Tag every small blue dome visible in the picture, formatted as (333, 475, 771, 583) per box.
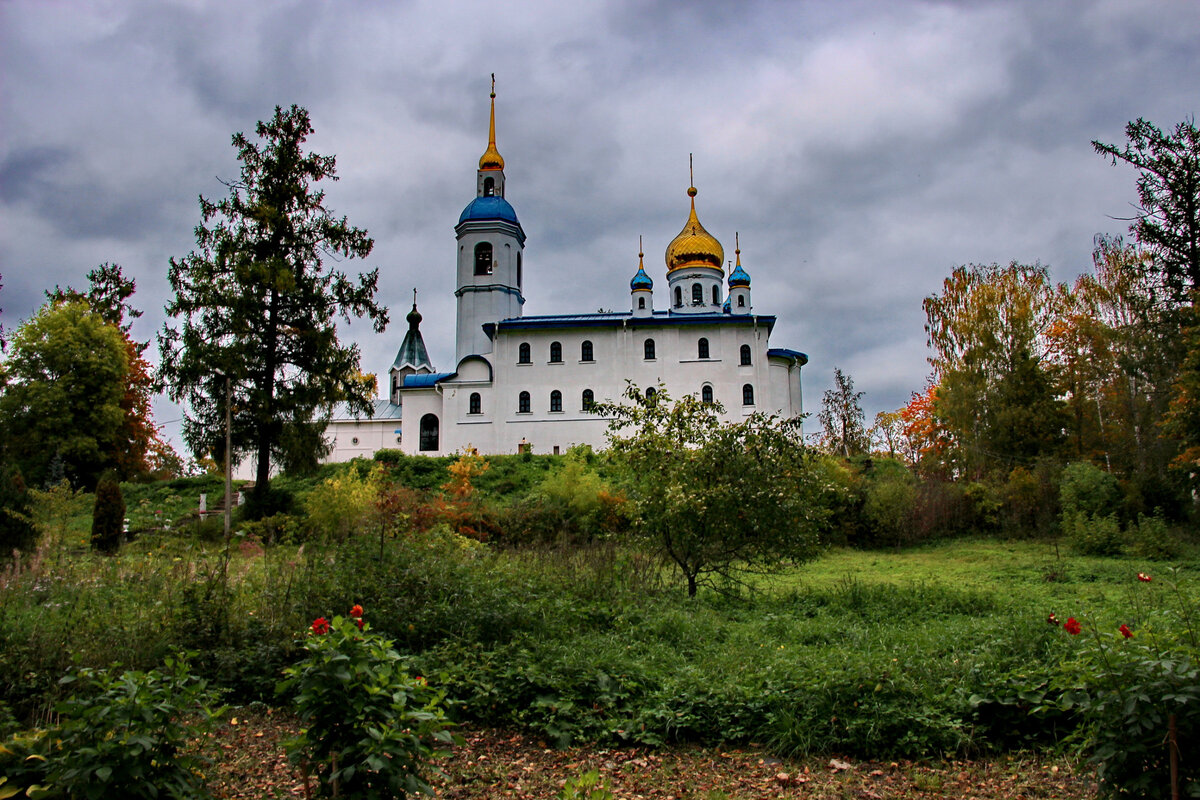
(459, 195, 520, 225)
(722, 296, 731, 313)
(728, 262, 751, 288)
(630, 264, 653, 291)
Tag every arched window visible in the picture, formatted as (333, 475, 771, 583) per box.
(740, 344, 752, 366)
(742, 383, 755, 406)
(692, 283, 703, 305)
(737, 295, 745, 307)
(469, 392, 482, 415)
(580, 340, 594, 362)
(419, 414, 439, 451)
(474, 242, 493, 275)
(582, 389, 594, 411)
(644, 338, 656, 360)
(698, 337, 710, 359)
(645, 387, 657, 405)
(674, 286, 682, 307)
(483, 176, 495, 196)
(701, 384, 714, 404)
(550, 390, 563, 412)
(712, 285, 719, 305)
(549, 341, 563, 363)
(518, 342, 531, 364)
(518, 391, 531, 413)
(638, 296, 646, 309)
(517, 252, 522, 287)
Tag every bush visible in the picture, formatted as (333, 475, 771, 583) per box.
(1065, 511, 1124, 556)
(278, 608, 457, 798)
(89, 472, 125, 553)
(1060, 462, 1121, 519)
(0, 655, 222, 799)
(0, 466, 37, 560)
(1127, 514, 1179, 559)
(861, 465, 917, 548)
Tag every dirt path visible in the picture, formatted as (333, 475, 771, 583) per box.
(202, 709, 1097, 799)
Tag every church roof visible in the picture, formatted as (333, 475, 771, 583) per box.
(402, 372, 456, 387)
(391, 302, 433, 372)
(485, 310, 775, 337)
(767, 348, 809, 366)
(329, 398, 404, 422)
(459, 195, 520, 225)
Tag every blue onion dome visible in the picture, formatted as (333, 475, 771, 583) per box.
(722, 296, 731, 313)
(459, 195, 520, 225)
(630, 243, 653, 290)
(727, 234, 751, 287)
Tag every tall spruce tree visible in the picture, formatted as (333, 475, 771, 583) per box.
(159, 105, 388, 511)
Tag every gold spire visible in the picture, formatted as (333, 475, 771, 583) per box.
(735, 232, 741, 266)
(479, 73, 505, 171)
(665, 154, 724, 272)
(639, 235, 644, 266)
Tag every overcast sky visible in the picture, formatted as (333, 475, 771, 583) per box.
(2, 0, 1198, 450)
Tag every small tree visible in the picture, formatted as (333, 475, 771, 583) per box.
(90, 472, 125, 553)
(596, 385, 826, 597)
(818, 367, 869, 457)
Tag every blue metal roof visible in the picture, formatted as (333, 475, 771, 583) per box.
(402, 371, 456, 387)
(767, 348, 809, 366)
(629, 265, 653, 291)
(458, 196, 520, 225)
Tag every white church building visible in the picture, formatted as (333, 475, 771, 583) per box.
(325, 87, 807, 460)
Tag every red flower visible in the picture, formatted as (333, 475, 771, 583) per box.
(1047, 613, 1059, 626)
(1063, 617, 1082, 635)
(1137, 572, 1152, 582)
(1119, 624, 1134, 639)
(350, 604, 364, 618)
(311, 617, 330, 635)
(355, 618, 364, 630)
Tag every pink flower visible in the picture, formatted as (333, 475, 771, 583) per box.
(1119, 624, 1134, 639)
(1063, 617, 1082, 635)
(311, 617, 330, 635)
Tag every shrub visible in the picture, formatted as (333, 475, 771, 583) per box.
(861, 467, 917, 548)
(0, 655, 222, 799)
(0, 466, 37, 560)
(1065, 511, 1124, 556)
(1127, 514, 1179, 559)
(89, 472, 125, 553)
(1060, 462, 1121, 519)
(278, 607, 457, 798)
(305, 463, 383, 541)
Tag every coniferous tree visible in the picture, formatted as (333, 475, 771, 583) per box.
(159, 105, 388, 513)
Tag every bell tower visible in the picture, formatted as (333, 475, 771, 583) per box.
(455, 75, 526, 363)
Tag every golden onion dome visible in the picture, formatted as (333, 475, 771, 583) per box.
(479, 80, 504, 171)
(665, 185, 724, 272)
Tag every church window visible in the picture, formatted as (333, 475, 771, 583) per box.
(692, 283, 703, 305)
(474, 242, 493, 275)
(645, 387, 657, 405)
(549, 341, 563, 363)
(742, 383, 755, 406)
(581, 340, 593, 362)
(712, 285, 719, 305)
(518, 391, 531, 413)
(638, 297, 646, 309)
(550, 390, 563, 412)
(582, 389, 594, 410)
(740, 344, 752, 365)
(517, 252, 522, 287)
(483, 176, 495, 196)
(469, 392, 482, 415)
(737, 295, 745, 307)
(698, 337, 709, 359)
(674, 287, 682, 307)
(701, 384, 714, 404)
(419, 414, 439, 451)
(518, 342, 531, 364)
(644, 339, 655, 360)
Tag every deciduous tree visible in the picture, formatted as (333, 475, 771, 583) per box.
(159, 105, 388, 510)
(818, 367, 869, 458)
(596, 385, 825, 597)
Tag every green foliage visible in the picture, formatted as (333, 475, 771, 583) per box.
(278, 611, 456, 798)
(89, 473, 124, 554)
(305, 463, 383, 541)
(0, 656, 222, 800)
(559, 769, 614, 800)
(1127, 514, 1179, 559)
(1060, 462, 1122, 519)
(0, 300, 129, 490)
(502, 453, 629, 545)
(1065, 511, 1124, 556)
(818, 367, 869, 457)
(0, 466, 37, 560)
(159, 104, 387, 505)
(598, 385, 826, 597)
(1042, 572, 1200, 798)
(860, 461, 917, 548)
